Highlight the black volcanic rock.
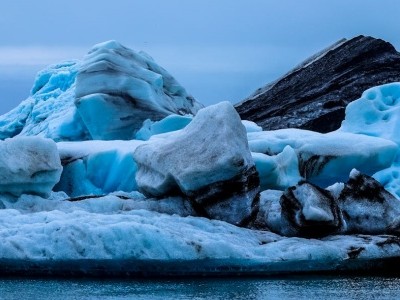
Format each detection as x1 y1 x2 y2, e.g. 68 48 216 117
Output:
235 35 400 133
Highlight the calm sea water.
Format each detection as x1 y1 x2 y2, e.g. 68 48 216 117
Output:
0 276 399 300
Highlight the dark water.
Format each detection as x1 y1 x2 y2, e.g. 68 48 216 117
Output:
0 276 398 300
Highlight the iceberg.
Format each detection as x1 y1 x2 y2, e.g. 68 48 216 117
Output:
75 41 203 140
0 41 202 142
0 40 400 277
252 146 302 191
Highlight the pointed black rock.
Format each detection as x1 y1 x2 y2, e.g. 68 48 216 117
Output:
235 35 400 133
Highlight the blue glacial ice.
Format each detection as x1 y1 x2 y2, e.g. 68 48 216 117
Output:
248 128 397 188
0 41 202 142
252 146 302 191
339 83 400 198
56 140 144 197
0 192 399 276
0 41 400 276
135 114 193 141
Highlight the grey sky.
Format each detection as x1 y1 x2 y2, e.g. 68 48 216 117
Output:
1 0 400 114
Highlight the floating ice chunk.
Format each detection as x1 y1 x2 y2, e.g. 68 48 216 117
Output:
0 197 399 275
134 102 259 225
0 41 203 142
0 137 62 197
340 83 400 143
0 61 89 141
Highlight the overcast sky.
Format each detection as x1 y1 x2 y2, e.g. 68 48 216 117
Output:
1 0 400 114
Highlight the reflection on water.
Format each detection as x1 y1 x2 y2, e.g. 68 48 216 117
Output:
0 276 398 300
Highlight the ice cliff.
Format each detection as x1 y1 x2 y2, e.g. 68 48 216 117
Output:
0 40 400 276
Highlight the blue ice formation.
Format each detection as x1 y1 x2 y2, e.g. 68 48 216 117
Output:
0 41 202 142
248 128 397 188
56 140 143 197
75 41 203 140
339 83 400 198
49 100 397 198
0 137 62 197
0 61 88 141
252 146 301 191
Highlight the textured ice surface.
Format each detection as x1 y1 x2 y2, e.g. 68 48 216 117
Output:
339 83 400 198
0 41 202 141
75 40 202 140
248 129 397 187
134 102 255 195
0 61 89 141
280 181 343 237
0 137 62 197
134 102 259 225
0 193 399 276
